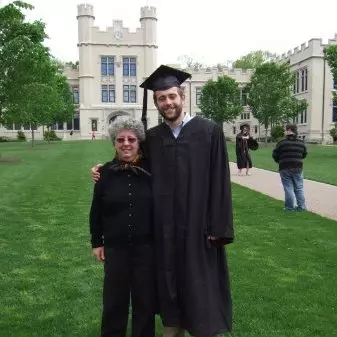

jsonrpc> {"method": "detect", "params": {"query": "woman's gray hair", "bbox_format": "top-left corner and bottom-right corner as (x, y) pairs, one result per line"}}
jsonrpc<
(108, 115), (145, 142)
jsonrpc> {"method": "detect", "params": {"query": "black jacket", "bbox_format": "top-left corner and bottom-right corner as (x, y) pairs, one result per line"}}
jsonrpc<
(272, 135), (307, 171)
(89, 158), (153, 248)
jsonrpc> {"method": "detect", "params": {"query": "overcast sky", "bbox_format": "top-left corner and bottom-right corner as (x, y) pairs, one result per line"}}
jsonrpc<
(2, 0), (337, 66)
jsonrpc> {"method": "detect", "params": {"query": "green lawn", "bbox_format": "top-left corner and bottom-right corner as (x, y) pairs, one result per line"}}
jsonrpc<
(0, 140), (336, 337)
(227, 142), (337, 186)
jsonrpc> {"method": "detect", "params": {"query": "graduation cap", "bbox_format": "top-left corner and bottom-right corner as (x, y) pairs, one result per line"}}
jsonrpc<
(240, 123), (250, 131)
(140, 65), (191, 130)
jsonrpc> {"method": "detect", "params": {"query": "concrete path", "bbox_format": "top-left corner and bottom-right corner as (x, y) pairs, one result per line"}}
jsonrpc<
(229, 162), (337, 221)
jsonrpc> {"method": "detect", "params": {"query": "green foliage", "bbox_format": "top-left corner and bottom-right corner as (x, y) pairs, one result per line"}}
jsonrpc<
(329, 123), (337, 142)
(17, 130), (26, 141)
(43, 130), (61, 141)
(324, 45), (337, 79)
(324, 45), (337, 99)
(247, 62), (307, 142)
(233, 50), (278, 69)
(0, 1), (75, 145)
(270, 125), (284, 141)
(199, 75), (244, 125)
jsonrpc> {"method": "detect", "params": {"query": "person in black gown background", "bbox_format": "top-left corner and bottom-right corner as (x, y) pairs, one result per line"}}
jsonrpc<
(235, 123), (258, 176)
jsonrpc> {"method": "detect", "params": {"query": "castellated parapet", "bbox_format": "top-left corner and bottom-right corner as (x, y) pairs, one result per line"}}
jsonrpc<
(77, 4), (95, 19)
(175, 66), (253, 84)
(140, 6), (157, 21)
(278, 34), (337, 65)
(77, 4), (157, 47)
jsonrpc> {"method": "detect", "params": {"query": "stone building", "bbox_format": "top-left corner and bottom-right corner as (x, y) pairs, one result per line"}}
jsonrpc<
(1, 4), (336, 142)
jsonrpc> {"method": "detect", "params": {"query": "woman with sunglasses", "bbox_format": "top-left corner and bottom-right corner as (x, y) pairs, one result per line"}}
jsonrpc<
(89, 115), (155, 337)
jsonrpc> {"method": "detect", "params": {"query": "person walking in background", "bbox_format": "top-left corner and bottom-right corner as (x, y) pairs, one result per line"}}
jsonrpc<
(272, 124), (307, 212)
(235, 123), (258, 176)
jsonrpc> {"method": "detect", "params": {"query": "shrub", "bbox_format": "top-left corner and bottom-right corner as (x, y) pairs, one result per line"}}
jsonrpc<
(44, 130), (61, 141)
(270, 125), (284, 141)
(17, 131), (26, 141)
(329, 124), (337, 142)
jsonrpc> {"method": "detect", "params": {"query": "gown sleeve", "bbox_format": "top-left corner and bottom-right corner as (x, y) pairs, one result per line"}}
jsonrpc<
(207, 125), (234, 245)
(89, 167), (105, 248)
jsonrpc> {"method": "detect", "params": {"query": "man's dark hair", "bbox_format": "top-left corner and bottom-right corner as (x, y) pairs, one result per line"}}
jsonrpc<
(285, 124), (297, 135)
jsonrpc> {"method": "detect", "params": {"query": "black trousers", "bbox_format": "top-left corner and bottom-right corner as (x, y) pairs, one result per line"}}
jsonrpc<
(101, 244), (155, 337)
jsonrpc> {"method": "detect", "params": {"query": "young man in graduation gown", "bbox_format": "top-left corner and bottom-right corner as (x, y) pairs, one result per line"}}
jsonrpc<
(235, 123), (258, 176)
(141, 65), (235, 337)
(92, 65), (234, 337)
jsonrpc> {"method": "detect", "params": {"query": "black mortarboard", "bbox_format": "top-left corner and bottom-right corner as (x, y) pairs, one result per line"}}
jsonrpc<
(240, 123), (250, 131)
(140, 65), (191, 131)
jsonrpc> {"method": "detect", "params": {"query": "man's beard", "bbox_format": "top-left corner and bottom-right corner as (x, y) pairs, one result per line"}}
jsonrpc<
(158, 104), (183, 122)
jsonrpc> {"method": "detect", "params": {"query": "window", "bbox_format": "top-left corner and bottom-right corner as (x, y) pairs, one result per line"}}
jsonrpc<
(102, 85), (115, 103)
(294, 67), (308, 93)
(123, 85), (137, 103)
(4, 124), (13, 130)
(241, 88), (249, 106)
(91, 119), (98, 132)
(333, 80), (337, 90)
(72, 86), (79, 104)
(254, 125), (258, 134)
(240, 112), (250, 120)
(123, 57), (137, 76)
(333, 99), (337, 122)
(233, 126), (236, 135)
(196, 87), (201, 105)
(73, 112), (80, 130)
(101, 56), (115, 76)
(51, 123), (64, 131)
(301, 68), (308, 91)
(66, 112), (80, 131)
(294, 101), (307, 124)
(3, 123), (26, 130)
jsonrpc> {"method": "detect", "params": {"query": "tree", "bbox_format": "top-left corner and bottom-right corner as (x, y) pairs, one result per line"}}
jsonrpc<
(177, 55), (204, 71)
(247, 62), (307, 144)
(233, 50), (278, 69)
(0, 1), (47, 123)
(270, 125), (284, 141)
(0, 1), (75, 145)
(9, 83), (63, 145)
(198, 75), (244, 127)
(324, 45), (337, 99)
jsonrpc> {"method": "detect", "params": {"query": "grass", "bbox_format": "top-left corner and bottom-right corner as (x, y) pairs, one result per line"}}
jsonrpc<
(0, 140), (336, 337)
(226, 142), (337, 186)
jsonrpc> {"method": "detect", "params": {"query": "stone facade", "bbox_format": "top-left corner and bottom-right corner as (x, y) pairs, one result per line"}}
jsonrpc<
(1, 4), (337, 142)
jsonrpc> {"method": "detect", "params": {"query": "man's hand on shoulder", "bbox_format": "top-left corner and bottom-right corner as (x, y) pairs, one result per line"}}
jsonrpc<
(91, 164), (103, 183)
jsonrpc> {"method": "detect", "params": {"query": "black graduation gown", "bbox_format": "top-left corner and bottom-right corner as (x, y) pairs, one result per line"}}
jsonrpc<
(145, 116), (234, 337)
(235, 134), (253, 169)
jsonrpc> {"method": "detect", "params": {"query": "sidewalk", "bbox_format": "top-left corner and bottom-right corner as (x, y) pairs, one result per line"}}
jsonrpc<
(229, 162), (337, 221)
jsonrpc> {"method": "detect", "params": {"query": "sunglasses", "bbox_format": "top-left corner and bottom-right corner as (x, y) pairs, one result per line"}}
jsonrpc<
(115, 137), (138, 144)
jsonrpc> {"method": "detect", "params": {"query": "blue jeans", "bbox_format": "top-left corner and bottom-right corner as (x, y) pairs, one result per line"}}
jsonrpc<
(279, 169), (306, 211)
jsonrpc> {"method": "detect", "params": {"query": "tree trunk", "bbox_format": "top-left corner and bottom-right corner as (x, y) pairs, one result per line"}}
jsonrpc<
(31, 129), (35, 147)
(265, 126), (268, 146)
